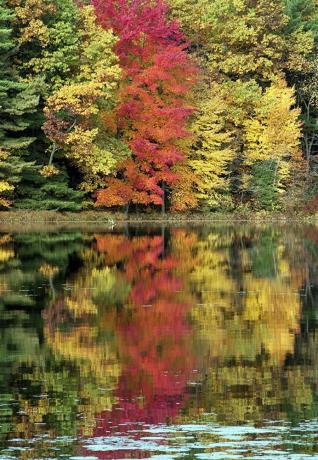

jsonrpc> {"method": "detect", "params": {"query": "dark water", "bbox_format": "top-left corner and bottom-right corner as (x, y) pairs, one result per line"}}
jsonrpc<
(1, 224), (318, 459)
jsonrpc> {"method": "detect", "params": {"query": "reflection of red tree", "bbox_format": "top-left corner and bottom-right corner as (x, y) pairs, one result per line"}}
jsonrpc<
(86, 233), (195, 458)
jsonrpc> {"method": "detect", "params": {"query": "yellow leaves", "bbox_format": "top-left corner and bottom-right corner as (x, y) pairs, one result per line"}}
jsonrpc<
(78, 6), (120, 85)
(18, 18), (50, 45)
(39, 164), (59, 177)
(65, 126), (99, 153)
(0, 149), (14, 208)
(243, 78), (302, 201)
(244, 78), (301, 163)
(170, 162), (198, 211)
(187, 76), (303, 209)
(0, 249), (15, 263)
(189, 86), (235, 209)
(42, 5), (122, 190)
(285, 30), (315, 73)
(8, 0), (54, 48)
(0, 181), (14, 194)
(45, 83), (101, 117)
(38, 264), (59, 278)
(62, 127), (117, 190)
(169, 0), (314, 81)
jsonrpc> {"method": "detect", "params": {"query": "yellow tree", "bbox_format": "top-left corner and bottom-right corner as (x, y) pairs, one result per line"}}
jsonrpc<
(168, 0), (313, 80)
(189, 86), (236, 210)
(243, 78), (302, 209)
(43, 6), (128, 192)
(186, 80), (261, 210)
(167, 0), (309, 212)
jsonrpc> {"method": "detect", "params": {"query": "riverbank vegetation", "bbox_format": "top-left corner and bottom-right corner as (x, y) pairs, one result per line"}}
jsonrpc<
(1, 0), (318, 214)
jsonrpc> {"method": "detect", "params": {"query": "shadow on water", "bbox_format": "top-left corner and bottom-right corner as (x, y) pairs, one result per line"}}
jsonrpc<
(1, 224), (318, 458)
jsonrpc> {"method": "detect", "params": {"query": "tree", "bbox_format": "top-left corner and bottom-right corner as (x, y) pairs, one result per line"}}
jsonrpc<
(169, 0), (313, 80)
(43, 6), (127, 192)
(243, 78), (302, 209)
(6, 0), (87, 210)
(0, 0), (39, 208)
(283, 1), (318, 173)
(188, 85), (236, 210)
(93, 0), (197, 210)
(8, 0), (81, 91)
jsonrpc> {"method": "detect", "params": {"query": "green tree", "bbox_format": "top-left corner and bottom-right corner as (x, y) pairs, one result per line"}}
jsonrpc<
(6, 0), (86, 210)
(0, 0), (39, 208)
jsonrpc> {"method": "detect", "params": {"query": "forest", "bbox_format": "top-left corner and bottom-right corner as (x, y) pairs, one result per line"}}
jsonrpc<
(1, 0), (318, 214)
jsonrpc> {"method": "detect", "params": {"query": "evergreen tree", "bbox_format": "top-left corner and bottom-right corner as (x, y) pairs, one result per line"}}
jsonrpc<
(6, 0), (86, 210)
(0, 0), (39, 208)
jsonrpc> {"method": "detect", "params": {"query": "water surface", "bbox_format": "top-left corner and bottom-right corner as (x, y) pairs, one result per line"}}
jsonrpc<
(0, 224), (318, 459)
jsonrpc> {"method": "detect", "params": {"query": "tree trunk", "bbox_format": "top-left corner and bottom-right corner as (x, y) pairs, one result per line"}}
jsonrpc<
(126, 202), (130, 216)
(161, 182), (166, 214)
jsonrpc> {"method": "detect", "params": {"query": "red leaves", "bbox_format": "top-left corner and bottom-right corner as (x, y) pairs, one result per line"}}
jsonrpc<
(89, 234), (194, 444)
(93, 0), (197, 208)
(92, 0), (184, 59)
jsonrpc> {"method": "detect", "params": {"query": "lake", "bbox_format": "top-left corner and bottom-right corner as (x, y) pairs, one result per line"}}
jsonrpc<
(0, 223), (318, 459)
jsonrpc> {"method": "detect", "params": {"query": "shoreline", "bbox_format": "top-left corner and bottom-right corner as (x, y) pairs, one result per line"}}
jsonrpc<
(0, 210), (316, 224)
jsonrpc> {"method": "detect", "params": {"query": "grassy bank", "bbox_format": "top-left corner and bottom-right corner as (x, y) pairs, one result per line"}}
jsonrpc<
(0, 209), (316, 224)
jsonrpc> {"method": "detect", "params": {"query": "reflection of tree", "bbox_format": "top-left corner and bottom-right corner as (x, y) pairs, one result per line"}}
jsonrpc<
(41, 247), (131, 436)
(0, 232), (85, 310)
(4, 226), (318, 459)
(179, 227), (316, 426)
(0, 232), (87, 451)
(85, 233), (195, 458)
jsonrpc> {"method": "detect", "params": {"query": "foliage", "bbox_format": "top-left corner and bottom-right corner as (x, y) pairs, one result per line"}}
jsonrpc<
(1, 0), (318, 212)
(43, 6), (126, 192)
(188, 85), (235, 210)
(8, 0), (81, 91)
(0, 0), (39, 208)
(14, 168), (85, 211)
(243, 78), (301, 208)
(94, 0), (197, 209)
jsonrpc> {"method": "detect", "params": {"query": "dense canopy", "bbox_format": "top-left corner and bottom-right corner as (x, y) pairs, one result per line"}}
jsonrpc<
(1, 0), (318, 213)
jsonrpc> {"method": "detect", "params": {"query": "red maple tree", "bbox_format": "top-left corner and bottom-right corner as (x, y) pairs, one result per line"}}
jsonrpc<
(93, 0), (197, 209)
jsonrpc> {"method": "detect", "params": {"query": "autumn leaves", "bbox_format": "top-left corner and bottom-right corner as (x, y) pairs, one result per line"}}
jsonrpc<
(1, 0), (318, 212)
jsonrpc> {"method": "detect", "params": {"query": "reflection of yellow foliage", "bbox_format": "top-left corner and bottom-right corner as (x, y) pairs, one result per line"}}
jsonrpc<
(190, 229), (302, 365)
(44, 323), (120, 435)
(42, 262), (123, 435)
(0, 280), (8, 296)
(66, 297), (97, 316)
(184, 229), (307, 425)
(242, 277), (300, 363)
(39, 264), (59, 278)
(45, 326), (120, 382)
(63, 267), (118, 317)
(0, 234), (12, 245)
(0, 248), (15, 263)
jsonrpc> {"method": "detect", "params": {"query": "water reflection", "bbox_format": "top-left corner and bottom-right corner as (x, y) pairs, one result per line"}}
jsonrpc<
(0, 225), (318, 458)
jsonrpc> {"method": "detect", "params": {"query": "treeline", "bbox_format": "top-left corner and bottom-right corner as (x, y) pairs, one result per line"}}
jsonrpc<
(1, 0), (318, 213)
